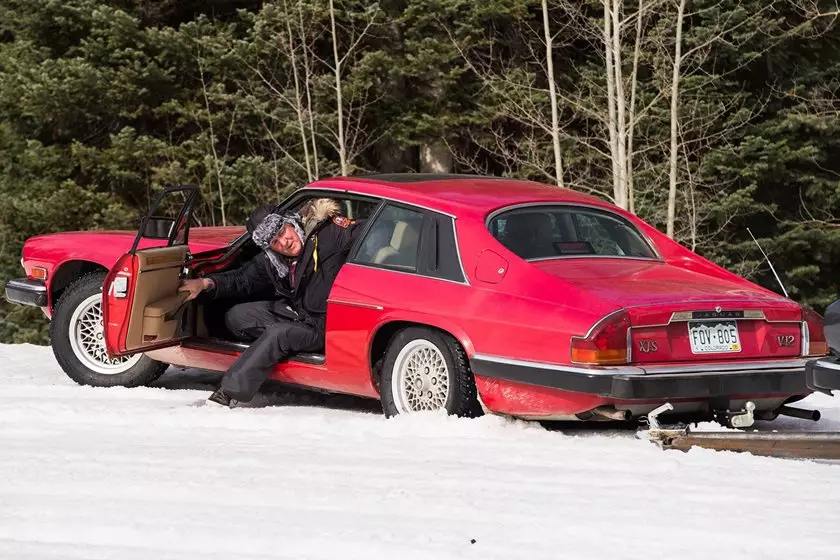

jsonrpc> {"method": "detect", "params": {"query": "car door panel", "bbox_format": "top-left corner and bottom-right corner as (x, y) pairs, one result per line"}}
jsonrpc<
(103, 185), (200, 357)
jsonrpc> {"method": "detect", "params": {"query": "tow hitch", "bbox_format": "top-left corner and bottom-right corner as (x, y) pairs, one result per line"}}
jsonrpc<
(716, 401), (756, 429)
(638, 402), (840, 460)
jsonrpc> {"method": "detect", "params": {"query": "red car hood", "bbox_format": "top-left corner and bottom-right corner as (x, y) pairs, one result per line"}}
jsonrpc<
(530, 258), (788, 308)
(29, 226), (245, 253)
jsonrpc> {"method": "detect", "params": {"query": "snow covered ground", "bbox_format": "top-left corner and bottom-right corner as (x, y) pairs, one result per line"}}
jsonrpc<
(2, 343), (840, 560)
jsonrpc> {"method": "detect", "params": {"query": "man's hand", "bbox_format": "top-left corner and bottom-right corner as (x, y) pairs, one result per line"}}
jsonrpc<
(179, 278), (213, 301)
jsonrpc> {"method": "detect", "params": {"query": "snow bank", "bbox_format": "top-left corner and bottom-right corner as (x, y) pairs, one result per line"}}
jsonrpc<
(1, 343), (840, 560)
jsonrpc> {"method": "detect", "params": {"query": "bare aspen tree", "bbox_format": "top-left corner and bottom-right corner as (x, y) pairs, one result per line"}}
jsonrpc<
(665, 0), (686, 238)
(298, 0), (320, 178)
(610, 0), (629, 210)
(283, 0), (313, 182)
(660, 0), (823, 238)
(626, 0), (647, 214)
(325, 0), (379, 175)
(197, 53), (227, 226)
(237, 1), (327, 184)
(599, 0), (658, 210)
(328, 0), (347, 175)
(602, 0), (622, 207)
(542, 0), (565, 187)
(444, 5), (581, 189)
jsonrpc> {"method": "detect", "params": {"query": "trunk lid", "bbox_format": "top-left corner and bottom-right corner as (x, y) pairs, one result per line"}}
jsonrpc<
(533, 258), (803, 363)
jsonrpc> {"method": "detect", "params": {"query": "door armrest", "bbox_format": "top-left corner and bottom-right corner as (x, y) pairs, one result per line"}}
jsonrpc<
(144, 292), (189, 321)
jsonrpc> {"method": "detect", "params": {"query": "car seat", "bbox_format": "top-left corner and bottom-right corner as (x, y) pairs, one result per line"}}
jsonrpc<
(502, 212), (556, 259)
(372, 220), (420, 268)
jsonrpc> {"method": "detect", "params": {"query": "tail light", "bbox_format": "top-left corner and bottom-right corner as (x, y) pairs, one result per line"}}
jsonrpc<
(571, 310), (631, 365)
(802, 307), (829, 357)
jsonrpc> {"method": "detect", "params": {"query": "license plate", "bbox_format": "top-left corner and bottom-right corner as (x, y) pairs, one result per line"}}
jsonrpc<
(688, 321), (741, 354)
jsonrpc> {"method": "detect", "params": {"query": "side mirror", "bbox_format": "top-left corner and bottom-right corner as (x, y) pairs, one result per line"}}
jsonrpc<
(141, 216), (175, 240)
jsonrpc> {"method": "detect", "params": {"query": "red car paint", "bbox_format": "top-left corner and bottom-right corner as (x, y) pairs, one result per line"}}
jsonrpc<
(21, 176), (819, 418)
(23, 227), (243, 314)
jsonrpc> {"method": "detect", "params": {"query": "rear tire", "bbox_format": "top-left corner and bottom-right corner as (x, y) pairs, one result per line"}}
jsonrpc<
(381, 327), (481, 418)
(50, 272), (167, 387)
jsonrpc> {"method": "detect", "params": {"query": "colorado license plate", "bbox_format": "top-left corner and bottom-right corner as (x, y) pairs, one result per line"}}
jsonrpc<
(688, 321), (741, 354)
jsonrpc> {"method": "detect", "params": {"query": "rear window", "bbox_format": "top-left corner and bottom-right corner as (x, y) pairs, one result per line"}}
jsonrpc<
(488, 206), (657, 260)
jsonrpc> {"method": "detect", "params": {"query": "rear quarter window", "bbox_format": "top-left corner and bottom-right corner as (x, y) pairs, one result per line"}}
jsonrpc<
(488, 206), (657, 260)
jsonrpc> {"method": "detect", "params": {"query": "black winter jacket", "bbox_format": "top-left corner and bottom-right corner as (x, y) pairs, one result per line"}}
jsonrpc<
(206, 218), (364, 318)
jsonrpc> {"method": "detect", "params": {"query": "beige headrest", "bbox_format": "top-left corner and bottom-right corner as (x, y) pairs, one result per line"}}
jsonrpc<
(390, 221), (419, 251)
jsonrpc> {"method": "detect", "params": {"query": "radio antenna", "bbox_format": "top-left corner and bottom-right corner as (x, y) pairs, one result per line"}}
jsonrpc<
(747, 228), (788, 298)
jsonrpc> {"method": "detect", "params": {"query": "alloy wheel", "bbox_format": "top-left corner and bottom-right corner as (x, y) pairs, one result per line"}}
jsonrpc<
(391, 339), (450, 413)
(67, 294), (142, 375)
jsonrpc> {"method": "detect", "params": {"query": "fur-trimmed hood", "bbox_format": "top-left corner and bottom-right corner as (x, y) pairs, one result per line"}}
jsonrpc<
(302, 198), (341, 236)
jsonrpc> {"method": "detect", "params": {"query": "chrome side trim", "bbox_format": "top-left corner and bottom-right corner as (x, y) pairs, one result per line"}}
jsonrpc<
(471, 352), (809, 377)
(449, 217), (471, 286)
(344, 262), (470, 286)
(471, 353), (643, 376)
(327, 299), (384, 311)
(813, 359), (840, 371)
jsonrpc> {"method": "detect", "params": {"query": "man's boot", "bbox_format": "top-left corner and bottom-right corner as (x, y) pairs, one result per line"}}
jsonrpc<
(206, 388), (234, 408)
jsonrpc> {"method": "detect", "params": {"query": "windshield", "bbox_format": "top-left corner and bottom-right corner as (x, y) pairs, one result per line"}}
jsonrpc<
(488, 205), (658, 261)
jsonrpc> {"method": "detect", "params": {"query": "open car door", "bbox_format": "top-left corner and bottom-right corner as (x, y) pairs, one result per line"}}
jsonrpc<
(103, 185), (200, 357)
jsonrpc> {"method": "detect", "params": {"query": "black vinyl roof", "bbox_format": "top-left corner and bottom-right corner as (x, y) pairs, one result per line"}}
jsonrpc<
(351, 173), (505, 184)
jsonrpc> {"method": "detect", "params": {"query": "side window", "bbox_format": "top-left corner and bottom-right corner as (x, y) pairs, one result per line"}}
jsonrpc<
(342, 199), (379, 220)
(353, 205), (424, 271)
(290, 196), (378, 221)
(135, 185), (199, 251)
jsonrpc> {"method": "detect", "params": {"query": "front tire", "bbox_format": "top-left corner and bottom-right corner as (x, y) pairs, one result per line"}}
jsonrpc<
(50, 272), (167, 387)
(380, 327), (481, 418)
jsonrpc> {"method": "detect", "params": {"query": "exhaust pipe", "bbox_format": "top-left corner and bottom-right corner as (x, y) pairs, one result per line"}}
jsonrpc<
(776, 405), (821, 422)
(590, 406), (632, 421)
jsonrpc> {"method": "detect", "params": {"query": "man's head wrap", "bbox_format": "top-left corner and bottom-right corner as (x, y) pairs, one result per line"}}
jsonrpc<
(247, 206), (305, 279)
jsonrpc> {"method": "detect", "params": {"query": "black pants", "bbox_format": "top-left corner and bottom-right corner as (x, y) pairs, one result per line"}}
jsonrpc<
(220, 301), (325, 401)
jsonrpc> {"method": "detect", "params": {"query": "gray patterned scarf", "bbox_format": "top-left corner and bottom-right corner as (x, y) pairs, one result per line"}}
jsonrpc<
(251, 213), (305, 279)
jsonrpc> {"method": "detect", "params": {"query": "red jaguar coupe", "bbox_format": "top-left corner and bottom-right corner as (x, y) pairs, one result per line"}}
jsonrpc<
(5, 174), (828, 422)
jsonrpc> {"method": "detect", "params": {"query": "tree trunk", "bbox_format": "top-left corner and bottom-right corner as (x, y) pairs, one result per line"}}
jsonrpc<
(284, 0), (312, 182)
(611, 0), (628, 210)
(198, 55), (226, 226)
(626, 0), (645, 215)
(329, 0), (348, 176)
(298, 0), (319, 179)
(420, 141), (452, 173)
(542, 0), (565, 188)
(603, 0), (621, 207)
(666, 0), (687, 238)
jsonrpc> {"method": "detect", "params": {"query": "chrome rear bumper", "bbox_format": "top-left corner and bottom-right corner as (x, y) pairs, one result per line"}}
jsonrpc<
(471, 354), (809, 400)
